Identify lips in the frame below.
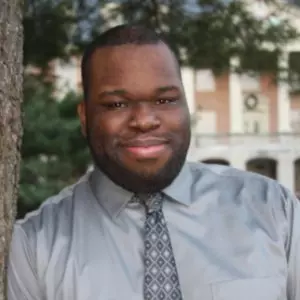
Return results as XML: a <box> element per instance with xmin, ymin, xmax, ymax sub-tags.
<box><xmin>120</xmin><ymin>138</ymin><xmax>170</xmax><ymax>159</ymax></box>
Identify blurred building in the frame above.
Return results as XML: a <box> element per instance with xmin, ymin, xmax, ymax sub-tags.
<box><xmin>184</xmin><ymin>1</ymin><xmax>300</xmax><ymax>194</ymax></box>
<box><xmin>182</xmin><ymin>65</ymin><xmax>300</xmax><ymax>194</ymax></box>
<box><xmin>51</xmin><ymin>0</ymin><xmax>300</xmax><ymax>194</ymax></box>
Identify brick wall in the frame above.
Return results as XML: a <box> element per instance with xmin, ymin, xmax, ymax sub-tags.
<box><xmin>195</xmin><ymin>74</ymin><xmax>230</xmax><ymax>134</ymax></box>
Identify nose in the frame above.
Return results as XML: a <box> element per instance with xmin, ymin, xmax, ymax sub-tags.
<box><xmin>128</xmin><ymin>103</ymin><xmax>160</xmax><ymax>132</ymax></box>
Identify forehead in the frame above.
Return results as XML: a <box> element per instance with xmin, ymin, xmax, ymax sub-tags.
<box><xmin>88</xmin><ymin>44</ymin><xmax>181</xmax><ymax>89</ymax></box>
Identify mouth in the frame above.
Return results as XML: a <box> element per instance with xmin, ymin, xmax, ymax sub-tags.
<box><xmin>120</xmin><ymin>138</ymin><xmax>170</xmax><ymax>159</ymax></box>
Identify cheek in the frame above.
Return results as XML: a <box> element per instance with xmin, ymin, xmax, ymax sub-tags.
<box><xmin>89</xmin><ymin>112</ymin><xmax>127</xmax><ymax>134</ymax></box>
<box><xmin>178</xmin><ymin>108</ymin><xmax>191</xmax><ymax>128</ymax></box>
<box><xmin>164</xmin><ymin>109</ymin><xmax>190</xmax><ymax>132</ymax></box>
<box><xmin>88</xmin><ymin>117</ymin><xmax>121</xmax><ymax>150</ymax></box>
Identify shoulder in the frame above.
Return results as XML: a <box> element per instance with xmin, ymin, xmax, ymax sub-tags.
<box><xmin>186</xmin><ymin>161</ymin><xmax>294</xmax><ymax>210</ymax></box>
<box><xmin>14</xmin><ymin>171</ymin><xmax>91</xmax><ymax>240</ymax></box>
<box><xmin>9</xmin><ymin>171</ymin><xmax>95</xmax><ymax>280</ymax></box>
<box><xmin>188</xmin><ymin>161</ymin><xmax>280</xmax><ymax>191</ymax></box>
<box><xmin>187</xmin><ymin>162</ymin><xmax>299</xmax><ymax>235</ymax></box>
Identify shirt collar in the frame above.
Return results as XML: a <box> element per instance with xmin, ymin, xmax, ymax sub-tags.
<box><xmin>88</xmin><ymin>162</ymin><xmax>193</xmax><ymax>219</ymax></box>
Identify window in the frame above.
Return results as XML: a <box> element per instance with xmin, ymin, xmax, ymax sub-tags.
<box><xmin>290</xmin><ymin>110</ymin><xmax>300</xmax><ymax>132</ymax></box>
<box><xmin>194</xmin><ymin>110</ymin><xmax>216</xmax><ymax>134</ymax></box>
<box><xmin>244</xmin><ymin>120</ymin><xmax>261</xmax><ymax>134</ymax></box>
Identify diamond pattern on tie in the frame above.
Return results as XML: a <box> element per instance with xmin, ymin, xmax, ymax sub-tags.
<box><xmin>140</xmin><ymin>193</ymin><xmax>183</xmax><ymax>300</ymax></box>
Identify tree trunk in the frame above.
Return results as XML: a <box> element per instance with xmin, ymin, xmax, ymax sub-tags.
<box><xmin>0</xmin><ymin>0</ymin><xmax>23</xmax><ymax>299</ymax></box>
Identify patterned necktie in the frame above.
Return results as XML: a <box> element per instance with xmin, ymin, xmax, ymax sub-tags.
<box><xmin>136</xmin><ymin>193</ymin><xmax>183</xmax><ymax>300</ymax></box>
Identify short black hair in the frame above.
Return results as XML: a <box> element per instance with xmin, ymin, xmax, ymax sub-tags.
<box><xmin>81</xmin><ymin>24</ymin><xmax>175</xmax><ymax>99</ymax></box>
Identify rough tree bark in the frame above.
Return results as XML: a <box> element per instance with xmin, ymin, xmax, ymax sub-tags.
<box><xmin>0</xmin><ymin>0</ymin><xmax>23</xmax><ymax>299</ymax></box>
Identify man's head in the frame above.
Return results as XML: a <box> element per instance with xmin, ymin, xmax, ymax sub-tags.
<box><xmin>78</xmin><ymin>24</ymin><xmax>191</xmax><ymax>193</ymax></box>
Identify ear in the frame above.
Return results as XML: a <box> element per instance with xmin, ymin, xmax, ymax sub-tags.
<box><xmin>77</xmin><ymin>101</ymin><xmax>87</xmax><ymax>137</ymax></box>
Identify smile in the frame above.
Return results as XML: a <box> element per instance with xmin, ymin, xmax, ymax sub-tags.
<box><xmin>121</xmin><ymin>138</ymin><xmax>170</xmax><ymax>159</ymax></box>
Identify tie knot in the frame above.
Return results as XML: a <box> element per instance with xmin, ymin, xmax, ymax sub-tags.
<box><xmin>134</xmin><ymin>193</ymin><xmax>163</xmax><ymax>213</ymax></box>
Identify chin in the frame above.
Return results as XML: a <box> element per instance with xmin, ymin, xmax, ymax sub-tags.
<box><xmin>133</xmin><ymin>168</ymin><xmax>163</xmax><ymax>180</ymax></box>
<box><xmin>92</xmin><ymin>147</ymin><xmax>186</xmax><ymax>193</ymax></box>
<box><xmin>127</xmin><ymin>160</ymin><xmax>169</xmax><ymax>177</ymax></box>
<box><xmin>130</xmin><ymin>164</ymin><xmax>177</xmax><ymax>188</ymax></box>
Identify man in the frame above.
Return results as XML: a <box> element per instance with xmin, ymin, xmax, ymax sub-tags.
<box><xmin>8</xmin><ymin>24</ymin><xmax>300</xmax><ymax>300</ymax></box>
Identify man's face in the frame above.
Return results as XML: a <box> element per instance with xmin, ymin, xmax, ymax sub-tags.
<box><xmin>78</xmin><ymin>43</ymin><xmax>191</xmax><ymax>193</ymax></box>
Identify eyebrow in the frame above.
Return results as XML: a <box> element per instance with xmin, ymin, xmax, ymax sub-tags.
<box><xmin>98</xmin><ymin>89</ymin><xmax>127</xmax><ymax>99</ymax></box>
<box><xmin>98</xmin><ymin>86</ymin><xmax>180</xmax><ymax>99</ymax></box>
<box><xmin>155</xmin><ymin>85</ymin><xmax>180</xmax><ymax>95</ymax></box>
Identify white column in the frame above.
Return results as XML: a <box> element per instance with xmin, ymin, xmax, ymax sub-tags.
<box><xmin>277</xmin><ymin>154</ymin><xmax>295</xmax><ymax>192</ymax></box>
<box><xmin>229</xmin><ymin>57</ymin><xmax>243</xmax><ymax>133</ymax></box>
<box><xmin>277</xmin><ymin>52</ymin><xmax>291</xmax><ymax>132</ymax></box>
<box><xmin>181</xmin><ymin>67</ymin><xmax>195</xmax><ymax>115</ymax></box>
<box><xmin>230</xmin><ymin>150</ymin><xmax>246</xmax><ymax>170</ymax></box>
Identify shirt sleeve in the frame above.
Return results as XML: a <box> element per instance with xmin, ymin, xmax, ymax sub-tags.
<box><xmin>7</xmin><ymin>224</ymin><xmax>42</xmax><ymax>300</ymax></box>
<box><xmin>281</xmin><ymin>186</ymin><xmax>300</xmax><ymax>300</ymax></box>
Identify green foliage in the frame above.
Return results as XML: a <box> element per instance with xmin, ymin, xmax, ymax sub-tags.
<box><xmin>24</xmin><ymin>1</ymin><xmax>70</xmax><ymax>68</ymax></box>
<box><xmin>182</xmin><ymin>1</ymin><xmax>298</xmax><ymax>74</ymax></box>
<box><xmin>19</xmin><ymin>76</ymin><xmax>90</xmax><ymax>217</ymax></box>
<box><xmin>23</xmin><ymin>0</ymin><xmax>105</xmax><ymax>67</ymax></box>
<box><xmin>23</xmin><ymin>0</ymin><xmax>300</xmax><ymax>74</ymax></box>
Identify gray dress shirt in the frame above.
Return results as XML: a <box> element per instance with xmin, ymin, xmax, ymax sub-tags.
<box><xmin>7</xmin><ymin>162</ymin><xmax>300</xmax><ymax>300</ymax></box>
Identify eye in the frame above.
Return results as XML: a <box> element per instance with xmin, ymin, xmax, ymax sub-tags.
<box><xmin>102</xmin><ymin>102</ymin><xmax>128</xmax><ymax>110</ymax></box>
<box><xmin>156</xmin><ymin>98</ymin><xmax>178</xmax><ymax>105</ymax></box>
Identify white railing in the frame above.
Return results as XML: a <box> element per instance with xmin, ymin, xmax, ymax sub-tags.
<box><xmin>190</xmin><ymin>132</ymin><xmax>300</xmax><ymax>149</ymax></box>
